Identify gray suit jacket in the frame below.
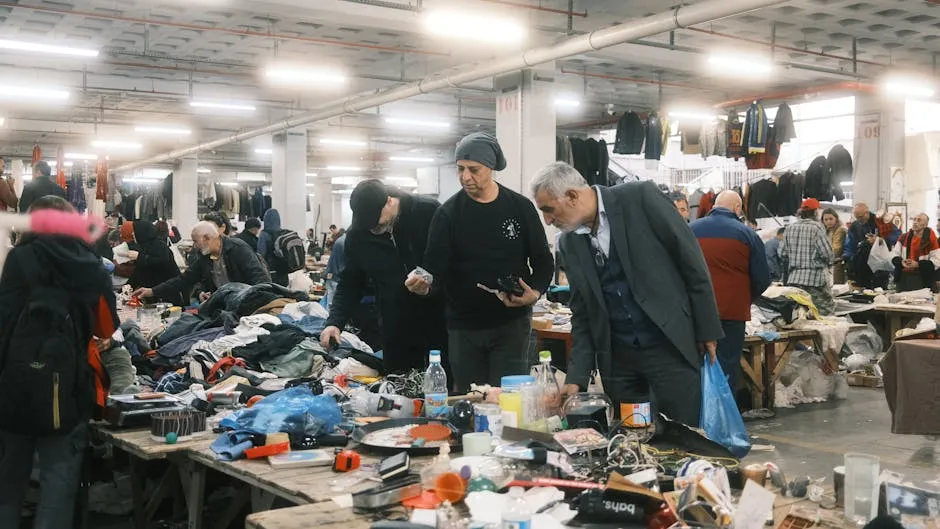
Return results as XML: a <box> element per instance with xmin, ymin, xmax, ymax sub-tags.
<box><xmin>558</xmin><ymin>181</ymin><xmax>723</xmax><ymax>388</ymax></box>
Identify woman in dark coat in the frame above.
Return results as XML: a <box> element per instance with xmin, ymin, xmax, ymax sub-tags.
<box><xmin>126</xmin><ymin>221</ymin><xmax>184</xmax><ymax>305</ymax></box>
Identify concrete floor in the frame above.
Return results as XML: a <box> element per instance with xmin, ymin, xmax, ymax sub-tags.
<box><xmin>746</xmin><ymin>386</ymin><xmax>940</xmax><ymax>488</ymax></box>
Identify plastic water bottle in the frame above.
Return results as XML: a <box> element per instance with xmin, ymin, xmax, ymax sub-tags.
<box><xmin>501</xmin><ymin>486</ymin><xmax>532</xmax><ymax>529</ymax></box>
<box><xmin>424</xmin><ymin>350</ymin><xmax>448</xmax><ymax>419</ymax></box>
<box><xmin>535</xmin><ymin>350</ymin><xmax>562</xmax><ymax>428</ymax></box>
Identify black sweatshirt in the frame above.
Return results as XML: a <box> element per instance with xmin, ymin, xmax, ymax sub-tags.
<box><xmin>424</xmin><ymin>184</ymin><xmax>554</xmax><ymax>330</ymax></box>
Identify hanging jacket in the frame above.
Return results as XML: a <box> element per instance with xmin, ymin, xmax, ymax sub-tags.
<box><xmin>597</xmin><ymin>139</ymin><xmax>610</xmax><ymax>186</ymax></box>
<box><xmin>746</xmin><ymin>179</ymin><xmax>778</xmax><ymax>221</ymax></box>
<box><xmin>826</xmin><ymin>144</ymin><xmax>852</xmax><ymax>200</ymax></box>
<box><xmin>804</xmin><ymin>156</ymin><xmax>830</xmax><ymax>201</ymax></box>
<box><xmin>613</xmin><ymin>111</ymin><xmax>645</xmax><ymax>155</ymax></box>
<box><xmin>742</xmin><ymin>102</ymin><xmax>769</xmax><ymax>154</ymax></box>
<box><xmin>775</xmin><ymin>102</ymin><xmax>797</xmax><ymax>143</ymax></box>
<box><xmin>775</xmin><ymin>172</ymin><xmax>804</xmax><ymax>216</ymax></box>
<box><xmin>644</xmin><ymin>113</ymin><xmax>664</xmax><ymax>160</ymax></box>
<box><xmin>726</xmin><ymin>111</ymin><xmax>745</xmax><ymax>161</ymax></box>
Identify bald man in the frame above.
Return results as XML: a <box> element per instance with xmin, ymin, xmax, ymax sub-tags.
<box><xmin>690</xmin><ymin>190</ymin><xmax>771</xmax><ymax>389</ymax></box>
<box><xmin>844</xmin><ymin>202</ymin><xmax>900</xmax><ymax>289</ymax></box>
<box><xmin>133</xmin><ymin>221</ymin><xmax>270</xmax><ymax>302</ymax></box>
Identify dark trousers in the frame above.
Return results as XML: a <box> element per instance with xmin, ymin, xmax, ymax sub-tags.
<box><xmin>894</xmin><ymin>261</ymin><xmax>936</xmax><ymax>292</ymax></box>
<box><xmin>0</xmin><ymin>423</ymin><xmax>88</xmax><ymax>529</ymax></box>
<box><xmin>608</xmin><ymin>340</ymin><xmax>702</xmax><ymax>427</ymax></box>
<box><xmin>717</xmin><ymin>320</ymin><xmax>746</xmax><ymax>391</ymax></box>
<box><xmin>448</xmin><ymin>315</ymin><xmax>532</xmax><ymax>392</ymax></box>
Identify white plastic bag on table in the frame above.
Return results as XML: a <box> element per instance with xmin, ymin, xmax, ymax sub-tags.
<box><xmin>867</xmin><ymin>238</ymin><xmax>894</xmax><ymax>273</ymax></box>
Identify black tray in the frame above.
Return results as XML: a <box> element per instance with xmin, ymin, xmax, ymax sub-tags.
<box><xmin>351</xmin><ymin>417</ymin><xmax>462</xmax><ymax>456</ymax></box>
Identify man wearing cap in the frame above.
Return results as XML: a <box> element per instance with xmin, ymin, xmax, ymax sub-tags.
<box><xmin>691</xmin><ymin>190</ymin><xmax>770</xmax><ymax>389</ymax></box>
<box><xmin>406</xmin><ymin>132</ymin><xmax>554</xmax><ymax>392</ymax></box>
<box><xmin>780</xmin><ymin>198</ymin><xmax>835</xmax><ymax>315</ymax></box>
<box><xmin>319</xmin><ymin>180</ymin><xmax>446</xmax><ymax>374</ymax></box>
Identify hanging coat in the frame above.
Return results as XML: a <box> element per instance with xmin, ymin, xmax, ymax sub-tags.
<box><xmin>775</xmin><ymin>102</ymin><xmax>797</xmax><ymax>143</ymax></box>
<box><xmin>742</xmin><ymin>102</ymin><xmax>769</xmax><ymax>154</ymax></box>
<box><xmin>827</xmin><ymin>144</ymin><xmax>852</xmax><ymax>201</ymax></box>
<box><xmin>613</xmin><ymin>111</ymin><xmax>645</xmax><ymax>155</ymax></box>
<box><xmin>644</xmin><ymin>113</ymin><xmax>664</xmax><ymax>160</ymax></box>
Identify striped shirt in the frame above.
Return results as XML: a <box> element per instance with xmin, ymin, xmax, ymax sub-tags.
<box><xmin>780</xmin><ymin>218</ymin><xmax>833</xmax><ymax>287</ymax></box>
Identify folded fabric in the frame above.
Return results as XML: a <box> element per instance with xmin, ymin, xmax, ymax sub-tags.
<box><xmin>236</xmin><ymin>314</ymin><xmax>282</xmax><ymax>332</ymax></box>
<box><xmin>158</xmin><ymin>327</ymin><xmax>228</xmax><ymax>361</ymax></box>
<box><xmin>259</xmin><ymin>338</ymin><xmax>324</xmax><ymax>378</ymax></box>
<box><xmin>232</xmin><ymin>323</ymin><xmax>309</xmax><ymax>368</ymax></box>
<box><xmin>211</xmin><ymin>430</ymin><xmax>256</xmax><ymax>461</ymax></box>
<box><xmin>279</xmin><ymin>314</ymin><xmax>327</xmax><ymax>336</ymax></box>
<box><xmin>281</xmin><ymin>301</ymin><xmax>329</xmax><ymax>321</ymax></box>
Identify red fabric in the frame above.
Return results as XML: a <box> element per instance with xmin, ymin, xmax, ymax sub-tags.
<box><xmin>55</xmin><ymin>146</ymin><xmax>66</xmax><ymax>189</ymax></box>
<box><xmin>900</xmin><ymin>229</ymin><xmax>940</xmax><ymax>261</ymax></box>
<box><xmin>698</xmin><ymin>191</ymin><xmax>716</xmax><ymax>218</ymax></box>
<box><xmin>877</xmin><ymin>218</ymin><xmax>898</xmax><ymax>240</ymax></box>
<box><xmin>207</xmin><ymin>357</ymin><xmax>247</xmax><ymax>384</ymax></box>
<box><xmin>96</xmin><ymin>158</ymin><xmax>108</xmax><ymax>201</ymax></box>
<box><xmin>88</xmin><ymin>295</ymin><xmax>118</xmax><ymax>415</ymax></box>
<box><xmin>696</xmin><ymin>237</ymin><xmax>753</xmax><ymax>321</ymax></box>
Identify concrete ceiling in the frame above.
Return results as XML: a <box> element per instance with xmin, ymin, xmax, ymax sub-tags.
<box><xmin>0</xmin><ymin>0</ymin><xmax>936</xmax><ymax>181</ymax></box>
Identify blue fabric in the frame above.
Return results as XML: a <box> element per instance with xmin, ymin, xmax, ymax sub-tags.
<box><xmin>258</xmin><ymin>209</ymin><xmax>282</xmax><ymax>258</ymax></box>
<box><xmin>198</xmin><ymin>282</ymin><xmax>251</xmax><ymax>319</ymax></box>
<box><xmin>756</xmin><ymin>330</ymin><xmax>781</xmax><ymax>341</ymax></box>
<box><xmin>717</xmin><ymin>320</ymin><xmax>746</xmax><ymax>390</ymax></box>
<box><xmin>277</xmin><ymin>314</ymin><xmax>327</xmax><ymax>336</ymax></box>
<box><xmin>157</xmin><ymin>327</ymin><xmax>227</xmax><ymax>360</ymax></box>
<box><xmin>325</xmin><ymin>234</ymin><xmax>346</xmax><ymax>277</ymax></box>
<box><xmin>700</xmin><ymin>359</ymin><xmax>750</xmax><ymax>458</ymax></box>
<box><xmin>210</xmin><ymin>430</ymin><xmax>256</xmax><ymax>461</ymax></box>
<box><xmin>219</xmin><ymin>386</ymin><xmax>342</xmax><ymax>437</ymax></box>
<box><xmin>595</xmin><ymin>236</ymin><xmax>665</xmax><ymax>348</ymax></box>
<box><xmin>765</xmin><ymin>237</ymin><xmax>782</xmax><ymax>280</ymax></box>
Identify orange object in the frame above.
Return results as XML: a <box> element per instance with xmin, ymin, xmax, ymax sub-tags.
<box><xmin>409</xmin><ymin>423</ymin><xmax>452</xmax><ymax>442</ymax></box>
<box><xmin>247</xmin><ymin>395</ymin><xmax>264</xmax><ymax>408</ymax></box>
<box><xmin>332</xmin><ymin>449</ymin><xmax>361</xmax><ymax>472</ymax></box>
<box><xmin>403</xmin><ymin>490</ymin><xmax>442</xmax><ymax>509</ymax></box>
<box><xmin>434</xmin><ymin>472</ymin><xmax>467</xmax><ymax>503</ymax></box>
<box><xmin>245</xmin><ymin>442</ymin><xmax>289</xmax><ymax>459</ymax></box>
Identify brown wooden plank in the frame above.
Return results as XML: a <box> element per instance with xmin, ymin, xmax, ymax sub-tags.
<box><xmin>93</xmin><ymin>425</ymin><xmax>212</xmax><ymax>461</ymax></box>
<box><xmin>246</xmin><ymin>501</ymin><xmax>369</xmax><ymax>529</ymax></box>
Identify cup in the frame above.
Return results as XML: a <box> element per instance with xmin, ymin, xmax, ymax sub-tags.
<box><xmin>844</xmin><ymin>453</ymin><xmax>879</xmax><ymax>525</ymax></box>
<box><xmin>833</xmin><ymin>466</ymin><xmax>845</xmax><ymax>507</ymax></box>
<box><xmin>462</xmin><ymin>432</ymin><xmax>492</xmax><ymax>457</ymax></box>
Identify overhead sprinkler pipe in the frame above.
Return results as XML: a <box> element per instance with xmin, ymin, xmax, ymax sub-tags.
<box><xmin>115</xmin><ymin>0</ymin><xmax>792</xmax><ymax>172</ymax></box>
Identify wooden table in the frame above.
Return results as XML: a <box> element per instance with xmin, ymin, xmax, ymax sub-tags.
<box><xmin>246</xmin><ymin>500</ymin><xmax>371</xmax><ymax>529</ymax></box>
<box><xmin>870</xmin><ymin>303</ymin><xmax>935</xmax><ymax>344</ymax></box>
<box><xmin>534</xmin><ymin>326</ymin><xmax>573</xmax><ymax>362</ymax></box>
<box><xmin>740</xmin><ymin>330</ymin><xmax>828</xmax><ymax>410</ymax></box>
<box><xmin>91</xmin><ymin>425</ymin><xmax>213</xmax><ymax>529</ymax></box>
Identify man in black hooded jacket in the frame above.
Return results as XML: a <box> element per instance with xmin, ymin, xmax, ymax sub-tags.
<box><xmin>125</xmin><ymin>221</ymin><xmax>182</xmax><ymax>305</ymax></box>
<box><xmin>319</xmin><ymin>180</ymin><xmax>447</xmax><ymax>374</ymax></box>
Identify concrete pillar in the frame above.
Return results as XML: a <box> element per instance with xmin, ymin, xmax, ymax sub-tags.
<box><xmin>172</xmin><ymin>157</ymin><xmax>199</xmax><ymax>240</ymax></box>
<box><xmin>494</xmin><ymin>65</ymin><xmax>557</xmax><ymax>195</ymax></box>
<box><xmin>271</xmin><ymin>128</ymin><xmax>307</xmax><ymax>233</ymax></box>
<box><xmin>854</xmin><ymin>95</ymin><xmax>906</xmax><ymax>209</ymax></box>
<box><xmin>313</xmin><ymin>180</ymin><xmax>333</xmax><ymax>236</ymax></box>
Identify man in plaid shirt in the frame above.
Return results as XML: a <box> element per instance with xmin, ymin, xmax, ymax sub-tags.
<box><xmin>780</xmin><ymin>198</ymin><xmax>835</xmax><ymax>315</ymax></box>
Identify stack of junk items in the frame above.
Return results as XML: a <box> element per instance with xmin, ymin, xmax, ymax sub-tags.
<box><xmin>83</xmin><ymin>277</ymin><xmax>926</xmax><ymax>529</ymax></box>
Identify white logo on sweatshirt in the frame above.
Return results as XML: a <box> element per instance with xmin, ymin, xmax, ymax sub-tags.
<box><xmin>502</xmin><ymin>218</ymin><xmax>521</xmax><ymax>240</ymax></box>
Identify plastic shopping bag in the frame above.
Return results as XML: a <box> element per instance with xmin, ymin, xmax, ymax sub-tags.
<box><xmin>867</xmin><ymin>238</ymin><xmax>895</xmax><ymax>273</ymax></box>
<box><xmin>700</xmin><ymin>359</ymin><xmax>751</xmax><ymax>458</ymax></box>
<box><xmin>220</xmin><ymin>385</ymin><xmax>342</xmax><ymax>436</ymax></box>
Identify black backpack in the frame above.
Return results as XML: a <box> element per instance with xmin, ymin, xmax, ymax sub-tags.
<box><xmin>0</xmin><ymin>247</ymin><xmax>92</xmax><ymax>435</ymax></box>
<box><xmin>273</xmin><ymin>230</ymin><xmax>306</xmax><ymax>273</ymax></box>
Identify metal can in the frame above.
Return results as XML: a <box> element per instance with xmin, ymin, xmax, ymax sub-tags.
<box><xmin>473</xmin><ymin>403</ymin><xmax>502</xmax><ymax>436</ymax></box>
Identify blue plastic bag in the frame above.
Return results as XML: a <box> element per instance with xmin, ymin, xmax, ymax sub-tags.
<box><xmin>220</xmin><ymin>385</ymin><xmax>342</xmax><ymax>436</ymax></box>
<box><xmin>700</xmin><ymin>359</ymin><xmax>751</xmax><ymax>458</ymax></box>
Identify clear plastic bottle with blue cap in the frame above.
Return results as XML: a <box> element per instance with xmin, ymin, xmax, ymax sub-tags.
<box><xmin>424</xmin><ymin>350</ymin><xmax>448</xmax><ymax>419</ymax></box>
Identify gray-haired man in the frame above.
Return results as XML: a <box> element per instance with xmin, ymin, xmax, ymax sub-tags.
<box><xmin>531</xmin><ymin>161</ymin><xmax>722</xmax><ymax>426</ymax></box>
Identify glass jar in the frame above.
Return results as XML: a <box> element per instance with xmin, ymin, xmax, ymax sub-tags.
<box><xmin>561</xmin><ymin>392</ymin><xmax>614</xmax><ymax>431</ymax></box>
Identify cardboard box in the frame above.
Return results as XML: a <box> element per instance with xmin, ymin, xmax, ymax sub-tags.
<box><xmin>847</xmin><ymin>373</ymin><xmax>884</xmax><ymax>388</ymax></box>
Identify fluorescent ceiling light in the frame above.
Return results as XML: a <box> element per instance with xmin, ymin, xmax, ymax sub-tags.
<box><xmin>190</xmin><ymin>100</ymin><xmax>256</xmax><ymax>111</ymax></box>
<box><xmin>385</xmin><ymin>117</ymin><xmax>450</xmax><ymax>129</ymax></box>
<box><xmin>385</xmin><ymin>177</ymin><xmax>418</xmax><ymax>187</ymax></box>
<box><xmin>219</xmin><ymin>182</ymin><xmax>239</xmax><ymax>187</ymax></box>
<box><xmin>668</xmin><ymin>111</ymin><xmax>716</xmax><ymax>121</ymax></box>
<box><xmin>265</xmin><ymin>66</ymin><xmax>346</xmax><ymax>86</ymax></box>
<box><xmin>92</xmin><ymin>140</ymin><xmax>142</xmax><ymax>150</ymax></box>
<box><xmin>389</xmin><ymin>156</ymin><xmax>435</xmax><ymax>163</ymax></box>
<box><xmin>840</xmin><ymin>181</ymin><xmax>854</xmax><ymax>187</ymax></box>
<box><xmin>305</xmin><ymin>172</ymin><xmax>319</xmax><ymax>177</ymax></box>
<box><xmin>884</xmin><ymin>77</ymin><xmax>936</xmax><ymax>99</ymax></box>
<box><xmin>555</xmin><ymin>98</ymin><xmax>581</xmax><ymax>107</ymax></box>
<box><xmin>237</xmin><ymin>172</ymin><xmax>268</xmax><ymax>182</ymax></box>
<box><xmin>65</xmin><ymin>152</ymin><xmax>98</xmax><ymax>160</ymax></box>
<box><xmin>320</xmin><ymin>138</ymin><xmax>367</xmax><ymax>147</ymax></box>
<box><xmin>197</xmin><ymin>168</ymin><xmax>212</xmax><ymax>174</ymax></box>
<box><xmin>123</xmin><ymin>178</ymin><xmax>161</xmax><ymax>184</ymax></box>
<box><xmin>707</xmin><ymin>53</ymin><xmax>773</xmax><ymax>75</ymax></box>
<box><xmin>0</xmin><ymin>39</ymin><xmax>98</xmax><ymax>58</ymax></box>
<box><xmin>331</xmin><ymin>176</ymin><xmax>363</xmax><ymax>186</ymax></box>
<box><xmin>0</xmin><ymin>85</ymin><xmax>69</xmax><ymax>101</ymax></box>
<box><xmin>332</xmin><ymin>189</ymin><xmax>354</xmax><ymax>195</ymax></box>
<box><xmin>424</xmin><ymin>11</ymin><xmax>525</xmax><ymax>44</ymax></box>
<box><xmin>327</xmin><ymin>165</ymin><xmax>361</xmax><ymax>171</ymax></box>
<box><xmin>134</xmin><ymin>125</ymin><xmax>191</xmax><ymax>135</ymax></box>
<box><xmin>254</xmin><ymin>148</ymin><xmax>273</xmax><ymax>155</ymax></box>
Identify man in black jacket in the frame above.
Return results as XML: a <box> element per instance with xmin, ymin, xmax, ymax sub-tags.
<box><xmin>319</xmin><ymin>180</ymin><xmax>446</xmax><ymax>374</ymax></box>
<box><xmin>19</xmin><ymin>161</ymin><xmax>66</xmax><ymax>213</ymax></box>
<box><xmin>236</xmin><ymin>217</ymin><xmax>261</xmax><ymax>252</ymax></box>
<box><xmin>133</xmin><ymin>221</ymin><xmax>270</xmax><ymax>303</ymax></box>
<box><xmin>407</xmin><ymin>133</ymin><xmax>554</xmax><ymax>391</ymax></box>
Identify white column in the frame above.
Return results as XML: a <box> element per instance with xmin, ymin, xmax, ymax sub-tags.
<box><xmin>494</xmin><ymin>65</ymin><xmax>556</xmax><ymax>195</ymax></box>
<box><xmin>271</xmin><ymin>127</ymin><xmax>307</xmax><ymax>233</ymax></box>
<box><xmin>313</xmin><ymin>180</ymin><xmax>333</xmax><ymax>236</ymax></box>
<box><xmin>854</xmin><ymin>95</ymin><xmax>905</xmax><ymax>209</ymax></box>
<box><xmin>172</xmin><ymin>157</ymin><xmax>199</xmax><ymax>240</ymax></box>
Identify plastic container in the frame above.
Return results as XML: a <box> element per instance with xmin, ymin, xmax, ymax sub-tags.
<box><xmin>424</xmin><ymin>350</ymin><xmax>448</xmax><ymax>419</ymax></box>
<box><xmin>434</xmin><ymin>472</ymin><xmax>467</xmax><ymax>503</ymax></box>
<box><xmin>520</xmin><ymin>384</ymin><xmax>546</xmax><ymax>432</ymax></box>
<box><xmin>534</xmin><ymin>351</ymin><xmax>561</xmax><ymax>420</ymax></box>
<box><xmin>501</xmin><ymin>486</ymin><xmax>532</xmax><ymax>529</ymax></box>
<box><xmin>498</xmin><ymin>375</ymin><xmax>535</xmax><ymax>429</ymax></box>
<box><xmin>844</xmin><ymin>453</ymin><xmax>879</xmax><ymax>525</ymax></box>
<box><xmin>473</xmin><ymin>402</ymin><xmax>503</xmax><ymax>437</ymax></box>
<box><xmin>561</xmin><ymin>392</ymin><xmax>613</xmax><ymax>430</ymax></box>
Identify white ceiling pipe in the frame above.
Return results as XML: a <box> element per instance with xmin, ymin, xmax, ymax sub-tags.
<box><xmin>115</xmin><ymin>0</ymin><xmax>790</xmax><ymax>172</ymax></box>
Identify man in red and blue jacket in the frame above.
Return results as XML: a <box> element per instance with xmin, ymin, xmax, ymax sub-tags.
<box><xmin>691</xmin><ymin>190</ymin><xmax>771</xmax><ymax>390</ymax></box>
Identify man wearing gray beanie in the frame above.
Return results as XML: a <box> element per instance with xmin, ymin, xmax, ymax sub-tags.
<box><xmin>406</xmin><ymin>132</ymin><xmax>554</xmax><ymax>393</ymax></box>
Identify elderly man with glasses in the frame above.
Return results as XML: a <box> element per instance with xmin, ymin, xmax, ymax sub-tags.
<box><xmin>529</xmin><ymin>161</ymin><xmax>722</xmax><ymax>426</ymax></box>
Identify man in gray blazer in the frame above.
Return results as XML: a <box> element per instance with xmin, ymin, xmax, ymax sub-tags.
<box><xmin>531</xmin><ymin>162</ymin><xmax>723</xmax><ymax>426</ymax></box>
